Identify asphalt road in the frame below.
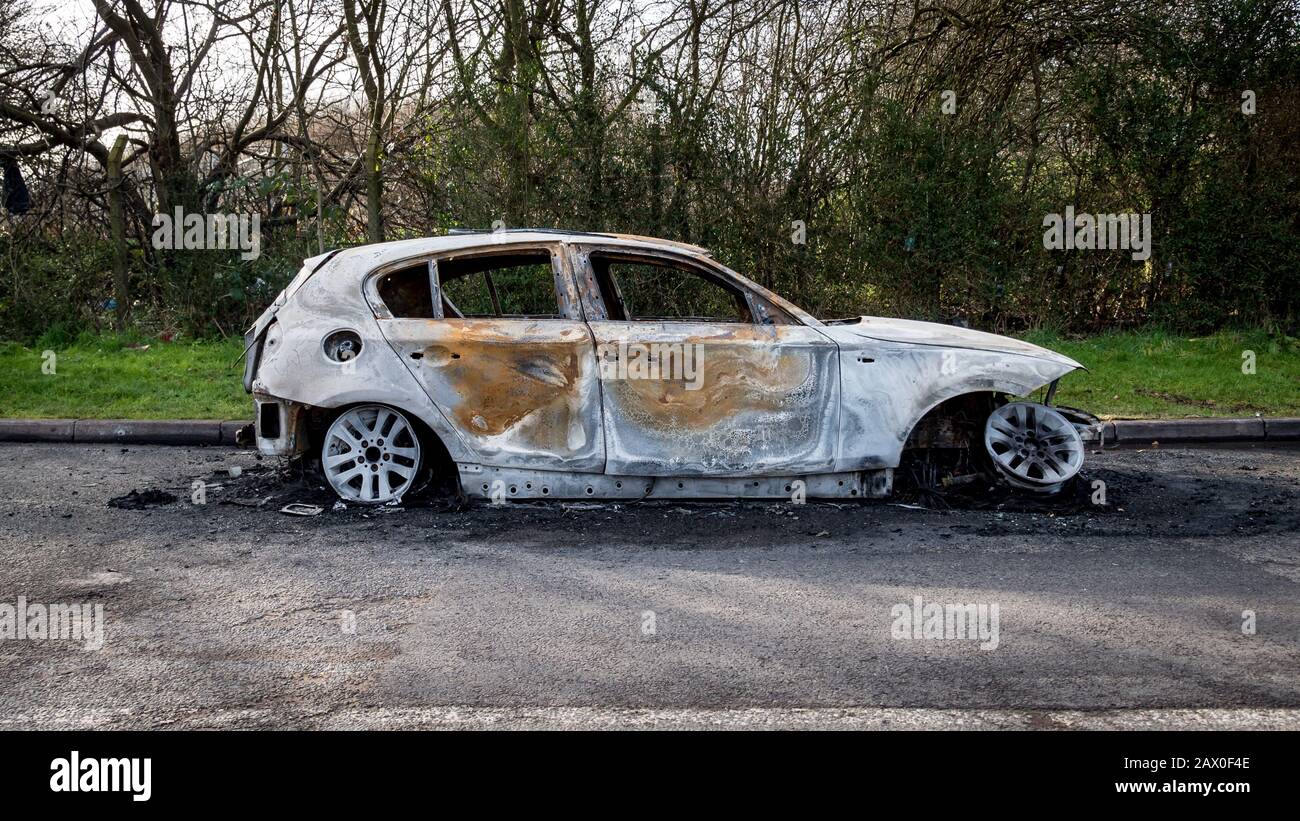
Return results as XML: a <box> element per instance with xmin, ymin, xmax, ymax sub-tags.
<box><xmin>0</xmin><ymin>442</ymin><xmax>1297</xmax><ymax>729</ymax></box>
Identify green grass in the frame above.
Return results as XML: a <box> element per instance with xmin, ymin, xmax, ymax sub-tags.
<box><xmin>1018</xmin><ymin>329</ymin><xmax>1300</xmax><ymax>419</ymax></box>
<box><xmin>0</xmin><ymin>334</ymin><xmax>248</xmax><ymax>420</ymax></box>
<box><xmin>0</xmin><ymin>329</ymin><xmax>1295</xmax><ymax>421</ymax></box>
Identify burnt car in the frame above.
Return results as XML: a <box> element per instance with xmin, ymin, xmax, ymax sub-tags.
<box><xmin>243</xmin><ymin>230</ymin><xmax>1096</xmax><ymax>504</ymax></box>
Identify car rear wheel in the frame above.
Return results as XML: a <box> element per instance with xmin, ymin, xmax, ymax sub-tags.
<box><xmin>322</xmin><ymin>405</ymin><xmax>423</xmax><ymax>504</ymax></box>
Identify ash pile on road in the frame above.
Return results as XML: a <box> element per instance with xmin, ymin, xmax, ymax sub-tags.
<box><xmin>103</xmin><ymin>459</ymin><xmax>336</xmax><ymax>514</ymax></box>
<box><xmin>893</xmin><ymin>458</ymin><xmax>1124</xmax><ymax>515</ymax></box>
<box><xmin>208</xmin><ymin>460</ymin><xmax>325</xmax><ymax>510</ymax></box>
<box><xmin>107</xmin><ymin>488</ymin><xmax>179</xmax><ymax>510</ymax></box>
<box><xmin>193</xmin><ymin>458</ymin><xmax>463</xmax><ymax>515</ymax></box>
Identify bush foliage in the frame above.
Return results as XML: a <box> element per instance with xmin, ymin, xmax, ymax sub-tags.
<box><xmin>1</xmin><ymin>0</ymin><xmax>1296</xmax><ymax>341</ymax></box>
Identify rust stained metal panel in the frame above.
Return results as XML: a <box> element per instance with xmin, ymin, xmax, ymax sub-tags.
<box><xmin>368</xmin><ymin>240</ymin><xmax>604</xmax><ymax>472</ymax></box>
<box><xmin>380</xmin><ymin>318</ymin><xmax>605</xmax><ymax>472</ymax></box>
<box><xmin>589</xmin><ymin>321</ymin><xmax>841</xmax><ymax>477</ymax></box>
<box><xmin>247</xmin><ymin>252</ymin><xmax>475</xmax><ymax>464</ymax></box>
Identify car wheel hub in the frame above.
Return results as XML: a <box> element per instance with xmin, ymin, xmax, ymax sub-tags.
<box><xmin>323</xmin><ymin>405</ymin><xmax>421</xmax><ymax>503</ymax></box>
<box><xmin>983</xmin><ymin>402</ymin><xmax>1084</xmax><ymax>492</ymax></box>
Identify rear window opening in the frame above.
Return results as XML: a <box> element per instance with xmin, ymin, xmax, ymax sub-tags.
<box><xmin>438</xmin><ymin>252</ymin><xmax>560</xmax><ymax>318</ymax></box>
<box><xmin>375</xmin><ymin>252</ymin><xmax>561</xmax><ymax>319</ymax></box>
<box><xmin>377</xmin><ymin>263</ymin><xmax>435</xmax><ymax>318</ymax></box>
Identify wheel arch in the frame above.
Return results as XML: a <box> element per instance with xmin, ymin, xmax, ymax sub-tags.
<box><xmin>897</xmin><ymin>361</ymin><xmax>1073</xmax><ymax>453</ymax></box>
<box><xmin>901</xmin><ymin>389</ymin><xmax>1004</xmax><ymax>451</ymax></box>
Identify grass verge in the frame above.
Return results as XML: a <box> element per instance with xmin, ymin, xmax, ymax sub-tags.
<box><xmin>0</xmin><ymin>335</ymin><xmax>247</xmax><ymax>420</ymax></box>
<box><xmin>1020</xmin><ymin>329</ymin><xmax>1299</xmax><ymax>419</ymax></box>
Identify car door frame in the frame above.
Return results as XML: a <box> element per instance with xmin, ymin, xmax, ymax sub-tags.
<box><xmin>568</xmin><ymin>242</ymin><xmax>843</xmax><ymax>477</ymax></box>
<box><xmin>365</xmin><ymin>241</ymin><xmax>606</xmax><ymax>473</ymax></box>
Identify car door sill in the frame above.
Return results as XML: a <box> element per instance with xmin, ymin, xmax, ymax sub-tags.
<box><xmin>457</xmin><ymin>463</ymin><xmax>892</xmax><ymax>501</ymax></box>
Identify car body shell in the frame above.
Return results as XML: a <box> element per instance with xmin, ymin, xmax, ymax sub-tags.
<box><xmin>245</xmin><ymin>231</ymin><xmax>1083</xmax><ymax>500</ymax></box>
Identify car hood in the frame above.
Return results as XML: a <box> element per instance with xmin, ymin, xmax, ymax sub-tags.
<box><xmin>825</xmin><ymin>316</ymin><xmax>1084</xmax><ymax>370</ymax></box>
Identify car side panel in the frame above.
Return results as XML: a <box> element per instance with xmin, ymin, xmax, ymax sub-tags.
<box><xmin>249</xmin><ymin>262</ymin><xmax>473</xmax><ymax>463</ymax></box>
<box><xmin>584</xmin><ymin>321</ymin><xmax>841</xmax><ymax>477</ymax></box>
<box><xmin>379</xmin><ymin>318</ymin><xmax>606</xmax><ymax>472</ymax></box>
<box><xmin>827</xmin><ymin>330</ymin><xmax>1081</xmax><ymax>471</ymax></box>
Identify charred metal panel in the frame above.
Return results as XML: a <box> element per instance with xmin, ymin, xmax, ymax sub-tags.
<box><xmin>823</xmin><ymin>320</ymin><xmax>1081</xmax><ymax>472</ymax></box>
<box><xmin>587</xmin><ymin>321</ymin><xmax>841</xmax><ymax>476</ymax></box>
<box><xmin>832</xmin><ymin>316</ymin><xmax>1084</xmax><ymax>367</ymax></box>
<box><xmin>247</xmin><ymin>253</ymin><xmax>473</xmax><ymax>464</ymax></box>
<box><xmin>252</xmin><ymin>398</ymin><xmax>306</xmax><ymax>457</ymax></box>
<box><xmin>458</xmin><ymin>462</ymin><xmax>889</xmax><ymax>500</ymax></box>
<box><xmin>368</xmin><ymin>241</ymin><xmax>605</xmax><ymax>472</ymax></box>
<box><xmin>380</xmin><ymin>319</ymin><xmax>605</xmax><ymax>472</ymax></box>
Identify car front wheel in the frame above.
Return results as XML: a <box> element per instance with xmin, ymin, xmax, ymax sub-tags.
<box><xmin>322</xmin><ymin>404</ymin><xmax>423</xmax><ymax>504</ymax></box>
<box><xmin>983</xmin><ymin>402</ymin><xmax>1084</xmax><ymax>493</ymax></box>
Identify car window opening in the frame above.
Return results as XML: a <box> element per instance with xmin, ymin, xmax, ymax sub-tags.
<box><xmin>439</xmin><ymin>251</ymin><xmax>560</xmax><ymax>319</ymax></box>
<box><xmin>376</xmin><ymin>263</ymin><xmax>436</xmax><ymax>318</ymax></box>
<box><xmin>377</xmin><ymin>251</ymin><xmax>561</xmax><ymax>320</ymax></box>
<box><xmin>588</xmin><ymin>252</ymin><xmax>752</xmax><ymax>323</ymax></box>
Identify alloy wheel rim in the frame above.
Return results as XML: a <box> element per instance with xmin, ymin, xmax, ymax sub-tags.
<box><xmin>323</xmin><ymin>405</ymin><xmax>421</xmax><ymax>503</ymax></box>
<box><xmin>983</xmin><ymin>402</ymin><xmax>1084</xmax><ymax>490</ymax></box>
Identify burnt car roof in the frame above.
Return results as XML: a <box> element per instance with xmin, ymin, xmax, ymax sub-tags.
<box><xmin>448</xmin><ymin>228</ymin><xmax>712</xmax><ymax>256</ymax></box>
<box><xmin>322</xmin><ymin>230</ymin><xmax>711</xmax><ymax>272</ymax></box>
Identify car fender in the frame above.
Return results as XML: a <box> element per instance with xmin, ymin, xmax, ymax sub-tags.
<box><xmin>821</xmin><ymin>327</ymin><xmax>1082</xmax><ymax>471</ymax></box>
